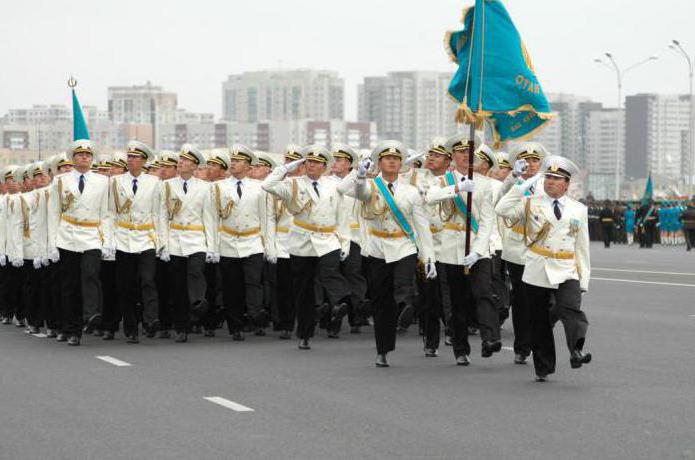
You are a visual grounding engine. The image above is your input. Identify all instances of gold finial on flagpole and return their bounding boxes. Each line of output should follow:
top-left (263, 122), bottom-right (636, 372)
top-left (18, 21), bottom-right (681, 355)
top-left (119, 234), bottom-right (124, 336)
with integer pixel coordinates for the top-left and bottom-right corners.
top-left (67, 75), bottom-right (77, 88)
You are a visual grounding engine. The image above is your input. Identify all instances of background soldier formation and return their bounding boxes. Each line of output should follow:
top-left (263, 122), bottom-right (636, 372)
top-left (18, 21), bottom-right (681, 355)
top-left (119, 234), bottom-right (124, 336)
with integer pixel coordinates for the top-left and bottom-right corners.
top-left (0, 135), bottom-right (594, 381)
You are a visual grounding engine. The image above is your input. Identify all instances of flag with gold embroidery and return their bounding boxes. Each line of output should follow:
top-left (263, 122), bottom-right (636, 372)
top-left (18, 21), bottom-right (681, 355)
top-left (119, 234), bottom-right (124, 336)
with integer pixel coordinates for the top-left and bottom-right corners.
top-left (445, 0), bottom-right (552, 145)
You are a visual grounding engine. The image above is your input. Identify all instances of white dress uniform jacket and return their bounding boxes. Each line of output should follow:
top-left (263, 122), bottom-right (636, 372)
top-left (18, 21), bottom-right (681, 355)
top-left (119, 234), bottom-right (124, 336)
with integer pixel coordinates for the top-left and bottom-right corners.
top-left (425, 171), bottom-right (494, 265)
top-left (47, 170), bottom-right (113, 253)
top-left (19, 187), bottom-right (49, 260)
top-left (159, 176), bottom-right (216, 257)
top-left (110, 172), bottom-right (163, 254)
top-left (495, 186), bottom-right (591, 292)
top-left (263, 170), bottom-right (349, 258)
top-left (4, 194), bottom-right (24, 262)
top-left (211, 177), bottom-right (276, 259)
top-left (338, 173), bottom-right (435, 264)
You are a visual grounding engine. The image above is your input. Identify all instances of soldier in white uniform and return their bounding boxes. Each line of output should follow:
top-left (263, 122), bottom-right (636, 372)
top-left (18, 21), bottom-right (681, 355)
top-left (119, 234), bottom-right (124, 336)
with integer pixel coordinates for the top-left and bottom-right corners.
top-left (158, 144), bottom-right (217, 343)
top-left (212, 145), bottom-right (276, 340)
top-left (109, 141), bottom-right (162, 343)
top-left (338, 141), bottom-right (436, 367)
top-left (495, 156), bottom-right (592, 382)
top-left (0, 168), bottom-right (9, 325)
top-left (2, 166), bottom-right (26, 327)
top-left (496, 143), bottom-right (547, 364)
top-left (47, 140), bottom-right (114, 346)
top-left (425, 134), bottom-right (500, 365)
top-left (262, 145), bottom-right (351, 350)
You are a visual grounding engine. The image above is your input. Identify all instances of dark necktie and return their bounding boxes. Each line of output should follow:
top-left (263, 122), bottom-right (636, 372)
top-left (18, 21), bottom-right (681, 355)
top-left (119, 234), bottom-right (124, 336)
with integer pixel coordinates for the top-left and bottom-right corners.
top-left (78, 174), bottom-right (85, 194)
top-left (237, 180), bottom-right (242, 198)
top-left (183, 181), bottom-right (188, 194)
top-left (553, 199), bottom-right (562, 220)
top-left (312, 181), bottom-right (320, 198)
top-left (132, 179), bottom-right (138, 195)
top-left (387, 183), bottom-right (395, 195)
top-left (529, 185), bottom-right (535, 195)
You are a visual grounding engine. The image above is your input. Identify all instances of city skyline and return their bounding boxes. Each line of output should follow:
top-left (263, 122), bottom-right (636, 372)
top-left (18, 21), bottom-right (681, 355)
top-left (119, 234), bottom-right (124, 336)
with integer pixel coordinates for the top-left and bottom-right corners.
top-left (1, 0), bottom-right (693, 120)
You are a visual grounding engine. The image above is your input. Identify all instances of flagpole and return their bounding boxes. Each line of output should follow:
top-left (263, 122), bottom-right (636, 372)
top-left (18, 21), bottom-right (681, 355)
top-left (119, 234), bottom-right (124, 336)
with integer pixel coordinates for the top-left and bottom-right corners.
top-left (464, 123), bottom-right (475, 275)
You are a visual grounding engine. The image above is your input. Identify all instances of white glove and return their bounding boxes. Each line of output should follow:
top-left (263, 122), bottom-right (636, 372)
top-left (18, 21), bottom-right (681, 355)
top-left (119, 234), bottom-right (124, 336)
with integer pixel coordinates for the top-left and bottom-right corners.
top-left (357, 159), bottom-right (372, 178)
top-left (463, 252), bottom-right (481, 269)
top-left (101, 247), bottom-right (116, 260)
top-left (205, 252), bottom-right (216, 263)
top-left (265, 254), bottom-right (277, 264)
top-left (32, 257), bottom-right (42, 270)
top-left (512, 159), bottom-right (528, 178)
top-left (340, 249), bottom-right (349, 262)
top-left (458, 177), bottom-right (475, 194)
top-left (404, 151), bottom-right (426, 166)
top-left (519, 173), bottom-right (543, 194)
top-left (159, 250), bottom-right (170, 262)
top-left (41, 257), bottom-right (50, 267)
top-left (0, 253), bottom-right (6, 267)
top-left (48, 248), bottom-right (60, 263)
top-left (284, 158), bottom-right (306, 173)
top-left (11, 258), bottom-right (24, 268)
top-left (425, 261), bottom-right (437, 280)
top-left (212, 253), bottom-right (220, 264)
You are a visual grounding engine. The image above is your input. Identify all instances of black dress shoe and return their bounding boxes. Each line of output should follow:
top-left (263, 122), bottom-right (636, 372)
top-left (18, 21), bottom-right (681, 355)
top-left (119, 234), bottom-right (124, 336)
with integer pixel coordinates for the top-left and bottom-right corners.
top-left (375, 354), bottom-right (389, 367)
top-left (15, 319), bottom-right (26, 328)
top-left (28, 326), bottom-right (40, 335)
top-left (174, 332), bottom-right (188, 343)
top-left (298, 338), bottom-right (311, 350)
top-left (84, 314), bottom-right (102, 332)
top-left (126, 335), bottom-right (139, 344)
top-left (279, 330), bottom-right (292, 340)
top-left (455, 355), bottom-right (471, 366)
top-left (444, 335), bottom-right (452, 346)
top-left (204, 329), bottom-right (215, 337)
top-left (1, 317), bottom-right (11, 325)
top-left (56, 333), bottom-right (68, 342)
top-left (331, 302), bottom-right (349, 322)
top-left (424, 348), bottom-right (438, 357)
top-left (349, 325), bottom-right (361, 334)
top-left (45, 329), bottom-right (57, 338)
top-left (535, 374), bottom-right (548, 382)
top-left (570, 350), bottom-right (592, 369)
top-left (67, 336), bottom-right (80, 346)
top-left (481, 340), bottom-right (502, 358)
top-left (327, 328), bottom-right (340, 339)
top-left (232, 331), bottom-right (245, 341)
top-left (103, 331), bottom-right (115, 340)
top-left (514, 353), bottom-right (528, 365)
top-left (92, 329), bottom-right (104, 337)
top-left (158, 330), bottom-right (171, 339)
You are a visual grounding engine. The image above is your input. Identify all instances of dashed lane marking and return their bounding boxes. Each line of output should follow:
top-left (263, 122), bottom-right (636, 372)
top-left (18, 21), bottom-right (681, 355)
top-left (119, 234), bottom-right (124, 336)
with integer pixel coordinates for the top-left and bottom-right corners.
top-left (593, 277), bottom-right (695, 288)
top-left (204, 397), bottom-right (254, 412)
top-left (95, 356), bottom-right (132, 367)
top-left (594, 267), bottom-right (695, 276)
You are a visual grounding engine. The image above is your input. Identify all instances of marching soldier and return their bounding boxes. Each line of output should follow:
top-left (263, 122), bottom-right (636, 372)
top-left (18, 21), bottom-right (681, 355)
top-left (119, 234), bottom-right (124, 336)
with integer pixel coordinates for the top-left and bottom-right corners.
top-left (262, 145), bottom-right (351, 350)
top-left (47, 140), bottom-right (114, 346)
top-left (1, 166), bottom-right (25, 328)
top-left (495, 156), bottom-right (592, 382)
top-left (212, 145), bottom-right (275, 340)
top-left (0, 168), bottom-right (8, 325)
top-left (599, 201), bottom-right (615, 248)
top-left (338, 140), bottom-right (435, 367)
top-left (425, 135), bottom-right (499, 365)
top-left (110, 141), bottom-right (162, 343)
top-left (488, 152), bottom-right (512, 325)
top-left (158, 144), bottom-right (216, 343)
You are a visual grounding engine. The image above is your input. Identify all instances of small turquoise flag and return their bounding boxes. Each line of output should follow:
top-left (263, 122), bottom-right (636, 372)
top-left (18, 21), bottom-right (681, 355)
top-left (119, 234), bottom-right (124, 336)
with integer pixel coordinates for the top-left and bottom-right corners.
top-left (445, 0), bottom-right (552, 146)
top-left (70, 78), bottom-right (90, 141)
top-left (642, 173), bottom-right (653, 204)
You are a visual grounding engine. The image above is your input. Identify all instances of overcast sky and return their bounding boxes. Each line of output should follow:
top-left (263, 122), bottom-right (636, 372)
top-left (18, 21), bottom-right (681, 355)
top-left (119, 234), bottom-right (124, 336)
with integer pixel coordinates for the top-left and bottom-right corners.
top-left (1, 0), bottom-right (693, 119)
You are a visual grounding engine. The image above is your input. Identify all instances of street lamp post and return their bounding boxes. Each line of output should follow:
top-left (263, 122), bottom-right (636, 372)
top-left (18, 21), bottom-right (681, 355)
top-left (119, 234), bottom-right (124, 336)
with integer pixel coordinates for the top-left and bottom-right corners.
top-left (594, 54), bottom-right (658, 200)
top-left (670, 40), bottom-right (694, 197)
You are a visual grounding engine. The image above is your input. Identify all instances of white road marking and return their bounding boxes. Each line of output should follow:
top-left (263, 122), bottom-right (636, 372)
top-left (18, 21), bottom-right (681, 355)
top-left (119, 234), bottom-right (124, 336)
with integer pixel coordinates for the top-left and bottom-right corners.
top-left (32, 333), bottom-right (47, 338)
top-left (204, 397), bottom-right (254, 412)
top-left (95, 355), bottom-right (132, 367)
top-left (593, 277), bottom-right (695, 288)
top-left (502, 346), bottom-right (514, 352)
top-left (594, 267), bottom-right (695, 276)
top-left (689, 315), bottom-right (695, 318)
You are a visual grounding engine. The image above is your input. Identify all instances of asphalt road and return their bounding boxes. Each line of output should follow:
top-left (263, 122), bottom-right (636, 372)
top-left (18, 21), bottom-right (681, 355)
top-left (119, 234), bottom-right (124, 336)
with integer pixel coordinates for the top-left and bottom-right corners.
top-left (1, 242), bottom-right (694, 459)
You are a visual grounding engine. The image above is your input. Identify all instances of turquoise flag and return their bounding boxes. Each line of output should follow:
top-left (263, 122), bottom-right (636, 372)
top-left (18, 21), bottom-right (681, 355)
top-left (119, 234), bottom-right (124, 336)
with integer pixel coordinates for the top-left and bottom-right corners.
top-left (445, 0), bottom-right (552, 146)
top-left (642, 173), bottom-right (653, 204)
top-left (71, 86), bottom-right (90, 141)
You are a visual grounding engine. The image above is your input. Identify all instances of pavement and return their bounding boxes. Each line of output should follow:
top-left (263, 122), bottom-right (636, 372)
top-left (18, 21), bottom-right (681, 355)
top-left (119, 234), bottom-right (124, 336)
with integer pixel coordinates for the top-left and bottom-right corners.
top-left (1, 242), bottom-right (694, 459)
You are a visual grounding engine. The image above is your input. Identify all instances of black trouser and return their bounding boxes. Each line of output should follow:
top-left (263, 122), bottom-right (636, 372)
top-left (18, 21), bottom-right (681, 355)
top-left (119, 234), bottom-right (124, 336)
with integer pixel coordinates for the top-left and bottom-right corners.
top-left (58, 248), bottom-right (102, 337)
top-left (201, 263), bottom-right (221, 330)
top-left (443, 259), bottom-right (499, 357)
top-left (290, 250), bottom-right (349, 340)
top-left (170, 253), bottom-right (206, 333)
top-left (602, 223), bottom-right (614, 248)
top-left (491, 251), bottom-right (510, 324)
top-left (22, 262), bottom-right (44, 328)
top-left (115, 250), bottom-right (158, 336)
top-left (685, 229), bottom-right (695, 250)
top-left (367, 254), bottom-right (417, 355)
top-left (100, 260), bottom-right (119, 332)
top-left (507, 261), bottom-right (532, 357)
top-left (341, 242), bottom-right (367, 326)
top-left (156, 259), bottom-right (172, 330)
top-left (220, 253), bottom-right (265, 333)
top-left (2, 265), bottom-right (23, 320)
top-left (418, 263), bottom-right (443, 350)
top-left (640, 223), bottom-right (657, 248)
top-left (275, 258), bottom-right (294, 331)
top-left (526, 280), bottom-right (589, 377)
top-left (45, 263), bottom-right (61, 331)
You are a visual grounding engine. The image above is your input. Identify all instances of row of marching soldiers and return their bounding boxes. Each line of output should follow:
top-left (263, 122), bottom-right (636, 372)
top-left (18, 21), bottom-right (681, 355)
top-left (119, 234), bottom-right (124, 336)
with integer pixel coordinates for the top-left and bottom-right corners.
top-left (0, 134), bottom-right (592, 381)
